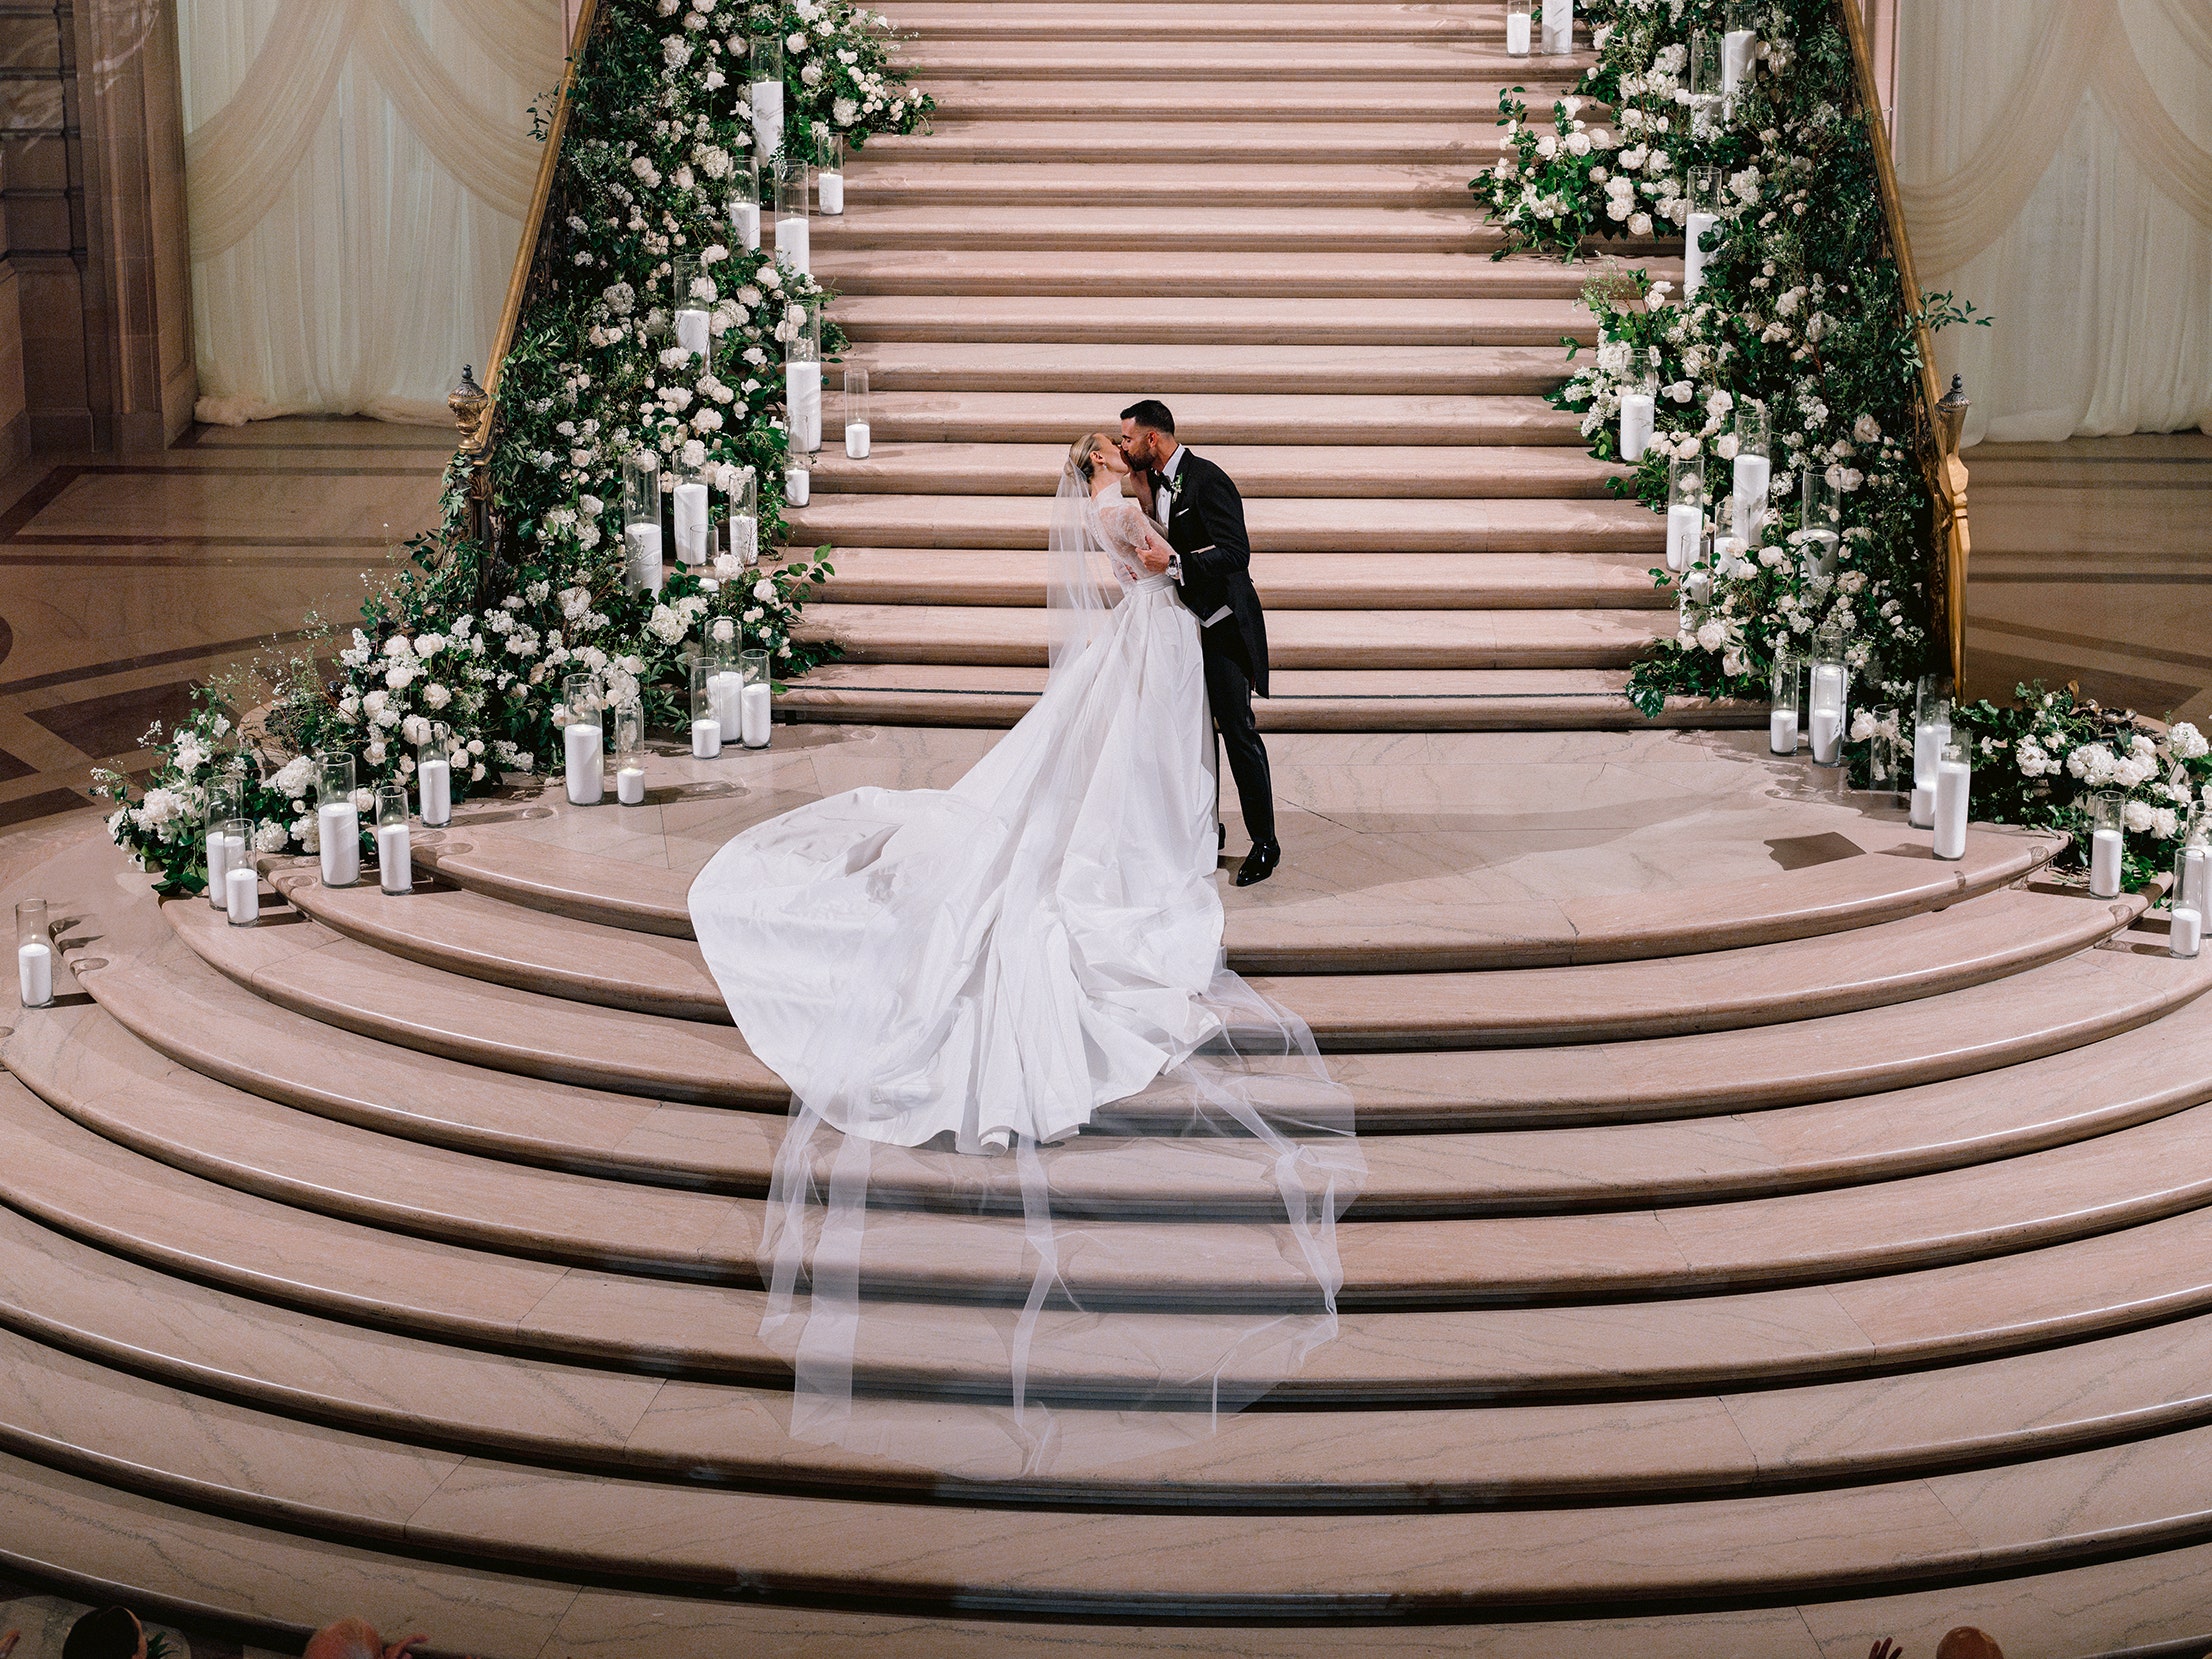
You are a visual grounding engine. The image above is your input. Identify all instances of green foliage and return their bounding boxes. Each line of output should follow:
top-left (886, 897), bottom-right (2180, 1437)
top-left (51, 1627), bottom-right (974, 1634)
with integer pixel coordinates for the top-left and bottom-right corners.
top-left (101, 0), bottom-right (926, 887)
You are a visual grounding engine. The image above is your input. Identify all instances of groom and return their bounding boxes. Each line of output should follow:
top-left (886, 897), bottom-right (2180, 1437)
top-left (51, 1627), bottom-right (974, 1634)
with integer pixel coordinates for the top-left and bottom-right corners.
top-left (1118, 399), bottom-right (1280, 888)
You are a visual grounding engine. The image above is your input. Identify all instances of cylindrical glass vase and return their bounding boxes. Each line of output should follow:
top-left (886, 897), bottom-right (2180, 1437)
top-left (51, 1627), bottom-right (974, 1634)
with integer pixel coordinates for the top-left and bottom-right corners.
top-left (1806, 625), bottom-right (1848, 768)
top-left (2086, 789), bottom-right (2126, 899)
top-left (1800, 465), bottom-right (1842, 584)
top-left (316, 751), bottom-right (360, 887)
top-left (1505, 1), bottom-right (1532, 56)
top-left (416, 728), bottom-right (454, 827)
top-left (1933, 734), bottom-right (1970, 860)
top-left (689, 661), bottom-right (725, 759)
top-left (722, 465), bottom-right (760, 570)
top-left (1768, 646), bottom-right (1800, 755)
top-left (728, 150), bottom-right (762, 251)
top-left (1722, 1), bottom-right (1758, 96)
top-left (1730, 401), bottom-right (1771, 543)
top-left (817, 131), bottom-right (846, 215)
top-left (775, 163), bottom-right (811, 276)
top-left (16, 898), bottom-right (52, 1008)
top-left (622, 451), bottom-right (664, 594)
top-left (204, 783), bottom-right (244, 909)
top-left (220, 819), bottom-right (260, 924)
top-left (2175, 812), bottom-right (2212, 922)
top-left (1665, 453), bottom-right (1705, 574)
top-left (749, 34), bottom-right (786, 160)
top-left (843, 366), bottom-right (872, 459)
top-left (671, 257), bottom-right (712, 362)
top-left (673, 470), bottom-right (712, 571)
top-left (740, 648), bottom-right (773, 749)
top-left (1684, 164), bottom-right (1721, 296)
top-left (784, 300), bottom-right (822, 453)
top-left (375, 783), bottom-right (413, 895)
top-left (562, 673), bottom-right (605, 807)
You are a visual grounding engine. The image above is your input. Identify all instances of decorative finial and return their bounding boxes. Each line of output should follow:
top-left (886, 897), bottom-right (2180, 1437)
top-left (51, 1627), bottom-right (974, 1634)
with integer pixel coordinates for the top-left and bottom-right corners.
top-left (1934, 373), bottom-right (1969, 456)
top-left (448, 364), bottom-right (490, 450)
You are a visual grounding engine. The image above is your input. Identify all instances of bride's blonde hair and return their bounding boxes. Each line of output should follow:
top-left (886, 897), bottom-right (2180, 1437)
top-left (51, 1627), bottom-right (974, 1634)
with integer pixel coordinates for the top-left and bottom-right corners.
top-left (1066, 431), bottom-right (1109, 482)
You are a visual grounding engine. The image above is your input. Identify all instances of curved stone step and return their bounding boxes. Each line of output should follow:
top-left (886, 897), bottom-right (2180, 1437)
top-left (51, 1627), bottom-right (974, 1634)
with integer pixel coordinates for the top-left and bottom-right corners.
top-left (773, 662), bottom-right (1753, 730)
top-left (856, 389), bottom-right (1586, 445)
top-left (795, 603), bottom-right (1666, 669)
top-left (789, 495), bottom-right (1659, 555)
top-left (835, 341), bottom-right (1576, 395)
top-left (810, 444), bottom-right (1621, 498)
top-left (878, 3), bottom-right (1515, 39)
top-left (81, 918), bottom-right (2212, 1209)
top-left (818, 248), bottom-right (1651, 302)
top-left (6, 1291), bottom-right (2212, 1617)
top-left (919, 78), bottom-right (1571, 123)
top-left (21, 1003), bottom-right (2212, 1310)
top-left (265, 869), bottom-right (2142, 1051)
top-left (20, 1062), bottom-right (2212, 1400)
top-left (833, 298), bottom-right (1599, 350)
top-left (861, 118), bottom-right (1514, 166)
top-left (901, 41), bottom-right (1586, 79)
top-left (405, 800), bottom-right (2051, 963)
top-left (801, 550), bottom-right (1667, 609)
top-left (11, 1186), bottom-right (2212, 1515)
top-left (844, 162), bottom-right (1486, 208)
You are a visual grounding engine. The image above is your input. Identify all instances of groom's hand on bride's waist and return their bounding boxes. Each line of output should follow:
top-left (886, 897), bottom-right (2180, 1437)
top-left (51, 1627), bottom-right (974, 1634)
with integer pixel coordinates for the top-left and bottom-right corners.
top-left (1137, 540), bottom-right (1174, 574)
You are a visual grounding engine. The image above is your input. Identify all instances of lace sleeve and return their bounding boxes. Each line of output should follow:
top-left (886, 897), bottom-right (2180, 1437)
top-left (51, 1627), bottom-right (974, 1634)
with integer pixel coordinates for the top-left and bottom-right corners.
top-left (1092, 501), bottom-right (1154, 580)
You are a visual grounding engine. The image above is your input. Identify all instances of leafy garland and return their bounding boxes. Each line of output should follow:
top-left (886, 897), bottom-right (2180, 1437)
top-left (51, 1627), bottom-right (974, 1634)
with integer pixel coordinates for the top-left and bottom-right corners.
top-left (1475, 0), bottom-right (2207, 886)
top-left (96, 0), bottom-right (930, 892)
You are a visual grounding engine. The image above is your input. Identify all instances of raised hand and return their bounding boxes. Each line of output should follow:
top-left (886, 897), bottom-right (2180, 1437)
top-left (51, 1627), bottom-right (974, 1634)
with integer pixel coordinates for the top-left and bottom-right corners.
top-left (1869, 1641), bottom-right (1904, 1659)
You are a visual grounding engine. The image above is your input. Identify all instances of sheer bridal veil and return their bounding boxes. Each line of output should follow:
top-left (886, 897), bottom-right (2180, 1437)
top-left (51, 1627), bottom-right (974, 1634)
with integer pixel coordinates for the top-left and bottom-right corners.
top-left (753, 445), bottom-right (1364, 1479)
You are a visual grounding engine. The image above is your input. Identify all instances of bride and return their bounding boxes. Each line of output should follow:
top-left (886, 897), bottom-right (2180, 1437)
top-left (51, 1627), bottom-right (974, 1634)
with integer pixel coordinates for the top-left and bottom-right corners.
top-left (691, 431), bottom-right (1238, 1152)
top-left (688, 434), bottom-right (1360, 1466)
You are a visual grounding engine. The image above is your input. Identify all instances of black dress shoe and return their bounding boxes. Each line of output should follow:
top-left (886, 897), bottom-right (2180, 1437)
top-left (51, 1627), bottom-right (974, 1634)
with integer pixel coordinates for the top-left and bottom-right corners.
top-left (1217, 821), bottom-right (1227, 851)
top-left (1234, 840), bottom-right (1281, 887)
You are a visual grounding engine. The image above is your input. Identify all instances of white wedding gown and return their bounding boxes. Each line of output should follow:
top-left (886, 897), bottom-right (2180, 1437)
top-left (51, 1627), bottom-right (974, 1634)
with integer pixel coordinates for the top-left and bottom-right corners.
top-left (690, 495), bottom-right (1226, 1151)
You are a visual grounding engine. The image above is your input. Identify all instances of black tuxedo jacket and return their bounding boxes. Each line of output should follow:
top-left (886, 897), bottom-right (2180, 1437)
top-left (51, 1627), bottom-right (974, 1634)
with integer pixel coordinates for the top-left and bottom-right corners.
top-left (1151, 450), bottom-right (1270, 697)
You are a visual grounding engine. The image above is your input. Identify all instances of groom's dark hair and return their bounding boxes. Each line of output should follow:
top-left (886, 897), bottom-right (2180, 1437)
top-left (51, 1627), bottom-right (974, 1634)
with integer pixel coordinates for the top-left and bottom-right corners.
top-left (1120, 399), bottom-right (1176, 435)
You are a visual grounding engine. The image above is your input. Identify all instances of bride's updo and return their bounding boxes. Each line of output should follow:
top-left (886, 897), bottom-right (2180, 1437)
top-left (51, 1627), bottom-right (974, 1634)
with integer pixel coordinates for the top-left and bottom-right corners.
top-left (1067, 432), bottom-right (1108, 482)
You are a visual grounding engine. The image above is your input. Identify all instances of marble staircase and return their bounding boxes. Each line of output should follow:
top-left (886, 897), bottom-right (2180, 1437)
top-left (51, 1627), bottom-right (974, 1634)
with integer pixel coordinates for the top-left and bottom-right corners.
top-left (7, 725), bottom-right (2212, 1654)
top-left (782, 0), bottom-right (1733, 733)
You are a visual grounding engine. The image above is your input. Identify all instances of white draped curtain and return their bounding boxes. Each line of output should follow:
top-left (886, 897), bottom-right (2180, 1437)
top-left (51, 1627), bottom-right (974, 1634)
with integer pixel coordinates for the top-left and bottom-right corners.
top-left (178, 0), bottom-right (566, 425)
top-left (1894, 0), bottom-right (2212, 444)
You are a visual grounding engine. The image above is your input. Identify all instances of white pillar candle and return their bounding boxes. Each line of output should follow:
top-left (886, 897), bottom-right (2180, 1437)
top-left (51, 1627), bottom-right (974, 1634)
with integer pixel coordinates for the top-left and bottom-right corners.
top-left (750, 79), bottom-right (784, 160)
top-left (2173, 907), bottom-right (2203, 959)
top-left (206, 830), bottom-right (242, 908)
top-left (1910, 785), bottom-right (1935, 829)
top-left (17, 940), bottom-right (51, 1007)
top-left (1769, 707), bottom-right (1797, 755)
top-left (786, 466), bottom-right (811, 507)
top-left (625, 522), bottom-right (664, 593)
top-left (318, 802), bottom-right (360, 886)
top-left (1684, 210), bottom-right (1718, 296)
top-left (727, 513), bottom-right (759, 567)
top-left (564, 722), bottom-right (604, 806)
top-left (225, 864), bottom-right (260, 926)
top-left (1911, 721), bottom-right (1948, 823)
top-left (741, 681), bottom-right (773, 748)
top-left (817, 171), bottom-right (844, 216)
top-left (775, 215), bottom-right (810, 275)
top-left (675, 308), bottom-right (711, 361)
top-left (418, 758), bottom-right (451, 827)
top-left (845, 420), bottom-right (871, 460)
top-left (673, 482), bottom-right (710, 565)
top-left (785, 360), bottom-right (822, 452)
top-left (1810, 707), bottom-right (1842, 767)
top-left (2182, 847), bottom-right (2211, 916)
top-left (709, 670), bottom-right (744, 744)
top-left (1542, 0), bottom-right (1571, 53)
top-left (734, 199), bottom-right (761, 251)
top-left (1665, 503), bottom-right (1702, 572)
top-left (1722, 28), bottom-right (1757, 93)
top-left (617, 766), bottom-right (646, 806)
top-left (1619, 391), bottom-right (1654, 462)
top-left (1731, 453), bottom-right (1770, 534)
top-left (377, 821), bottom-right (413, 894)
top-left (2090, 826), bottom-right (2124, 899)
top-left (692, 717), bottom-right (723, 759)
top-left (1933, 756), bottom-right (1970, 860)
top-left (1505, 11), bottom-right (1530, 54)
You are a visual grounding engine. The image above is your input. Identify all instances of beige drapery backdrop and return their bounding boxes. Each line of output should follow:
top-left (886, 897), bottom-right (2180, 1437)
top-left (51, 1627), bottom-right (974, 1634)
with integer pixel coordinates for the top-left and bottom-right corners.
top-left (178, 0), bottom-right (565, 425)
top-left (1894, 0), bottom-right (2212, 443)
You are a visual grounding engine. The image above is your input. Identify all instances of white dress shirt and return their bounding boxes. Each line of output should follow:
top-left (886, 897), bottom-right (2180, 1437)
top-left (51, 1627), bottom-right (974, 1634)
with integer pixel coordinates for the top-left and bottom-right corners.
top-left (1153, 443), bottom-right (1185, 530)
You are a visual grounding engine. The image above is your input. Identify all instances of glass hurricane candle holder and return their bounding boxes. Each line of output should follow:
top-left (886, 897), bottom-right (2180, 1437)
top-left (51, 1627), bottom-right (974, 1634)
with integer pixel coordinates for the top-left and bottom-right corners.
top-left (1933, 733), bottom-right (1971, 860)
top-left (220, 819), bottom-right (259, 924)
top-left (621, 451), bottom-right (664, 594)
top-left (843, 365), bottom-right (872, 459)
top-left (1807, 625), bottom-right (1848, 768)
top-left (2086, 789), bottom-right (2126, 898)
top-left (416, 727), bottom-right (454, 827)
top-left (1618, 378), bottom-right (1655, 462)
top-left (316, 752), bottom-right (360, 887)
top-left (749, 33), bottom-right (785, 160)
top-left (204, 783), bottom-right (243, 910)
top-left (1768, 646), bottom-right (1800, 755)
top-left (722, 465), bottom-right (760, 568)
top-left (817, 131), bottom-right (846, 215)
top-left (1730, 402), bottom-right (1771, 543)
top-left (1910, 687), bottom-right (1951, 830)
top-left (1687, 34), bottom-right (1725, 134)
top-left (1868, 724), bottom-right (1907, 799)
top-left (671, 257), bottom-right (712, 362)
top-left (775, 163), bottom-right (811, 277)
top-left (563, 673), bottom-right (605, 806)
top-left (740, 648), bottom-right (773, 749)
top-left (1800, 465), bottom-right (1843, 584)
top-left (728, 150), bottom-right (762, 251)
top-left (1505, 0), bottom-right (1532, 56)
top-left (1684, 165), bottom-right (1721, 297)
top-left (673, 468), bottom-right (711, 571)
top-left (611, 700), bottom-right (647, 806)
top-left (375, 784), bottom-right (413, 895)
top-left (689, 660), bottom-right (724, 759)
top-left (1665, 454), bottom-right (1705, 574)
top-left (15, 898), bottom-right (52, 1008)
top-left (784, 300), bottom-right (822, 454)
top-left (1722, 0), bottom-right (1757, 96)
top-left (1541, 0), bottom-right (1573, 54)
top-left (2175, 811), bottom-right (2211, 922)
top-left (785, 446), bottom-right (812, 508)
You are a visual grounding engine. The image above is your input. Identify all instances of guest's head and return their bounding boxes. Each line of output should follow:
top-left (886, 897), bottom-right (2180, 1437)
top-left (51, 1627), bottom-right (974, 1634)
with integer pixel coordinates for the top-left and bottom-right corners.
top-left (1118, 400), bottom-right (1177, 469)
top-left (61, 1607), bottom-right (143, 1659)
top-left (1936, 1631), bottom-right (2005, 1659)
top-left (302, 1619), bottom-right (426, 1659)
